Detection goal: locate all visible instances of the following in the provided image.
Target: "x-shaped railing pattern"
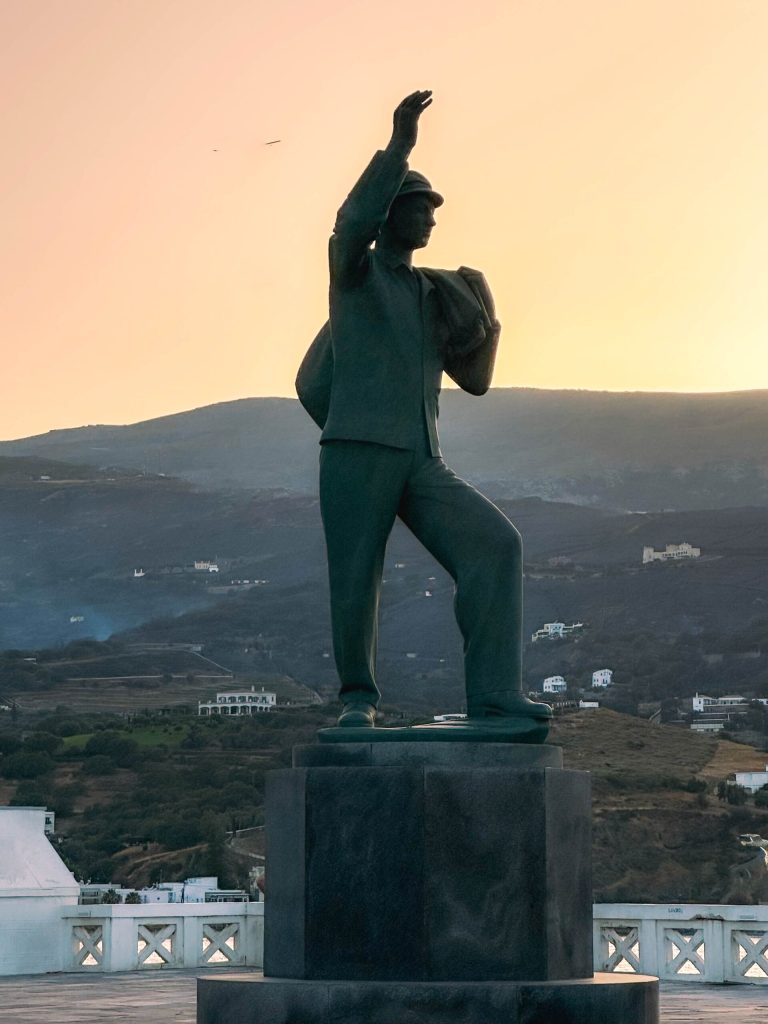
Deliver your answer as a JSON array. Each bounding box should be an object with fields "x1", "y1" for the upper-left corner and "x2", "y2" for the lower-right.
[
  {"x1": 137, "y1": 923, "x2": 177, "y2": 966},
  {"x1": 601, "y1": 925, "x2": 640, "y2": 973},
  {"x1": 732, "y1": 930, "x2": 768, "y2": 979},
  {"x1": 72, "y1": 925, "x2": 103, "y2": 968},
  {"x1": 201, "y1": 922, "x2": 240, "y2": 964},
  {"x1": 665, "y1": 927, "x2": 705, "y2": 975}
]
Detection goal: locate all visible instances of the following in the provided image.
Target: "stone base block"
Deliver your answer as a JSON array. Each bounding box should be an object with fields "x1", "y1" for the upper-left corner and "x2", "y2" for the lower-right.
[
  {"x1": 265, "y1": 753, "x2": 592, "y2": 981},
  {"x1": 197, "y1": 972, "x2": 659, "y2": 1024}
]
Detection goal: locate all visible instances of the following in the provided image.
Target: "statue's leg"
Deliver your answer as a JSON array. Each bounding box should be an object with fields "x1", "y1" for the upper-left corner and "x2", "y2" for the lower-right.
[
  {"x1": 398, "y1": 458, "x2": 551, "y2": 721},
  {"x1": 319, "y1": 441, "x2": 410, "y2": 707}
]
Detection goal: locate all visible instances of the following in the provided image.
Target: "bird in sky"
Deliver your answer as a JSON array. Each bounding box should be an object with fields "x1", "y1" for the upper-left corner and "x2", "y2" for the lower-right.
[{"x1": 265, "y1": 140, "x2": 281, "y2": 146}]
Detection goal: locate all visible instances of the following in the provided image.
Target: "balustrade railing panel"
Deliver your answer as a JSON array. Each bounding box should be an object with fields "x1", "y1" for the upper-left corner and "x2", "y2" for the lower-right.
[
  {"x1": 61, "y1": 902, "x2": 263, "y2": 973},
  {"x1": 594, "y1": 904, "x2": 768, "y2": 985},
  {"x1": 71, "y1": 923, "x2": 106, "y2": 970}
]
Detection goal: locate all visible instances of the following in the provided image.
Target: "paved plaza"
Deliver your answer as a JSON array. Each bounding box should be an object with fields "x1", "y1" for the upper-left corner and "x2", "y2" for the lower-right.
[{"x1": 0, "y1": 970, "x2": 763, "y2": 1023}]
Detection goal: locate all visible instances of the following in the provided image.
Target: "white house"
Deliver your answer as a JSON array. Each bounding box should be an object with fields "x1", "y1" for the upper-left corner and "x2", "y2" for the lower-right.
[
  {"x1": 542, "y1": 675, "x2": 568, "y2": 694},
  {"x1": 592, "y1": 669, "x2": 613, "y2": 688},
  {"x1": 643, "y1": 542, "x2": 701, "y2": 564},
  {"x1": 733, "y1": 767, "x2": 768, "y2": 794},
  {"x1": 198, "y1": 686, "x2": 277, "y2": 716},
  {"x1": 691, "y1": 693, "x2": 716, "y2": 712}
]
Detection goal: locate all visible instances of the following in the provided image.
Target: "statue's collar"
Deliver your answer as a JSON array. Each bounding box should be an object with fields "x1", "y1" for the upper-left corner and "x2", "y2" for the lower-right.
[{"x1": 374, "y1": 245, "x2": 413, "y2": 271}]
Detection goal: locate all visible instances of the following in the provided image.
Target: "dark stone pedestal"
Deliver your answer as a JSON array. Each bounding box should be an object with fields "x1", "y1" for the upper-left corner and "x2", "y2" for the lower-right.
[
  {"x1": 197, "y1": 972, "x2": 659, "y2": 1024},
  {"x1": 197, "y1": 741, "x2": 658, "y2": 1023},
  {"x1": 266, "y1": 744, "x2": 591, "y2": 982}
]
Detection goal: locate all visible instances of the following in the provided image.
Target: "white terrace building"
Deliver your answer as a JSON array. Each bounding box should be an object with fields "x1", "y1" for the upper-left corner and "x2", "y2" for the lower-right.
[
  {"x1": 198, "y1": 686, "x2": 277, "y2": 716},
  {"x1": 542, "y1": 675, "x2": 568, "y2": 694},
  {"x1": 643, "y1": 542, "x2": 701, "y2": 564},
  {"x1": 531, "y1": 621, "x2": 584, "y2": 643},
  {"x1": 689, "y1": 693, "x2": 749, "y2": 733}
]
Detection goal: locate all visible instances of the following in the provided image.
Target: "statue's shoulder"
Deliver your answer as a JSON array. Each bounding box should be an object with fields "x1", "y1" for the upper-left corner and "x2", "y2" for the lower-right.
[{"x1": 421, "y1": 267, "x2": 496, "y2": 324}]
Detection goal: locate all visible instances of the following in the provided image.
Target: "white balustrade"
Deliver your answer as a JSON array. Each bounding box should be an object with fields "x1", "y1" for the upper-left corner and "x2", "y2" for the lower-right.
[
  {"x1": 594, "y1": 903, "x2": 768, "y2": 984},
  {"x1": 61, "y1": 902, "x2": 263, "y2": 973},
  {"x1": 6, "y1": 897, "x2": 768, "y2": 980}
]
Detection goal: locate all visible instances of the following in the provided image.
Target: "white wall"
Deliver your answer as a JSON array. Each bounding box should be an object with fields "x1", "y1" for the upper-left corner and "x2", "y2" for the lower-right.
[
  {"x1": 0, "y1": 807, "x2": 80, "y2": 976},
  {"x1": 0, "y1": 895, "x2": 76, "y2": 976}
]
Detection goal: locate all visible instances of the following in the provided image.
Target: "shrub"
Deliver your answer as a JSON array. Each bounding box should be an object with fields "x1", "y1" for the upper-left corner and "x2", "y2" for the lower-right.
[
  {"x1": 10, "y1": 781, "x2": 49, "y2": 806},
  {"x1": 23, "y1": 732, "x2": 63, "y2": 754},
  {"x1": 0, "y1": 734, "x2": 22, "y2": 755},
  {"x1": 84, "y1": 732, "x2": 139, "y2": 767},
  {"x1": 82, "y1": 754, "x2": 116, "y2": 777},
  {"x1": 726, "y1": 784, "x2": 748, "y2": 806},
  {"x1": 1, "y1": 751, "x2": 55, "y2": 779}
]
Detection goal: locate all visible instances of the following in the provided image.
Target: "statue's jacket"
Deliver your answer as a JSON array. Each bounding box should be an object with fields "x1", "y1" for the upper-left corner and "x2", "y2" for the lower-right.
[{"x1": 296, "y1": 148, "x2": 500, "y2": 453}]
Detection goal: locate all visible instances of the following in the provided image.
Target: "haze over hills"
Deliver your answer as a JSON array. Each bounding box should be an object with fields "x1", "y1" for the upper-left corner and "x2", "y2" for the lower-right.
[
  {"x1": 3, "y1": 452, "x2": 768, "y2": 697},
  {"x1": 3, "y1": 388, "x2": 768, "y2": 508}
]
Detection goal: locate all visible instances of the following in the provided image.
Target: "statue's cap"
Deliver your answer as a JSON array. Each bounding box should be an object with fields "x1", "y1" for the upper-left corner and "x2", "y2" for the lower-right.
[{"x1": 395, "y1": 170, "x2": 444, "y2": 208}]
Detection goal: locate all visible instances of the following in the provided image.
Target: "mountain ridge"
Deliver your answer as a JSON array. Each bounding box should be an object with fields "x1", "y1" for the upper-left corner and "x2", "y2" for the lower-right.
[{"x1": 3, "y1": 388, "x2": 768, "y2": 508}]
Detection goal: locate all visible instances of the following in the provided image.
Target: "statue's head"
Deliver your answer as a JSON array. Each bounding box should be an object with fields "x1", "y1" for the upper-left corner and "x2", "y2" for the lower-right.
[{"x1": 386, "y1": 170, "x2": 443, "y2": 251}]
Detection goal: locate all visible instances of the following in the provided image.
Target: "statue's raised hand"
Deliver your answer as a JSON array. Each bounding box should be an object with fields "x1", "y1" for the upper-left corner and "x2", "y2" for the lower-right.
[{"x1": 391, "y1": 90, "x2": 433, "y2": 150}]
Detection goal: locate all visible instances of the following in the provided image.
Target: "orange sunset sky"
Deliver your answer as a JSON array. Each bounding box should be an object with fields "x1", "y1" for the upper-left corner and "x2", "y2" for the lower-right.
[{"x1": 2, "y1": 0, "x2": 767, "y2": 441}]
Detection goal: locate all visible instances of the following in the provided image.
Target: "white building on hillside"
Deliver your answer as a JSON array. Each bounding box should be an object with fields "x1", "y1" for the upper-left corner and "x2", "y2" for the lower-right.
[
  {"x1": 643, "y1": 542, "x2": 700, "y2": 564},
  {"x1": 733, "y1": 767, "x2": 768, "y2": 795},
  {"x1": 531, "y1": 621, "x2": 584, "y2": 643},
  {"x1": 138, "y1": 877, "x2": 248, "y2": 904},
  {"x1": 691, "y1": 694, "x2": 746, "y2": 713},
  {"x1": 592, "y1": 669, "x2": 613, "y2": 688},
  {"x1": 689, "y1": 693, "x2": 749, "y2": 733},
  {"x1": 542, "y1": 675, "x2": 568, "y2": 694},
  {"x1": 198, "y1": 686, "x2": 277, "y2": 716}
]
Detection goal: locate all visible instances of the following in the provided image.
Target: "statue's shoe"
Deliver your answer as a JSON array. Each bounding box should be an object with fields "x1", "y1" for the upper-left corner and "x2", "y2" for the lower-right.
[
  {"x1": 468, "y1": 691, "x2": 553, "y2": 721},
  {"x1": 337, "y1": 702, "x2": 377, "y2": 727}
]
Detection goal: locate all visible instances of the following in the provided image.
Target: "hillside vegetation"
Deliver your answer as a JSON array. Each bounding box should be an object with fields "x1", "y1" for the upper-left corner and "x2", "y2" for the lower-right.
[{"x1": 0, "y1": 706, "x2": 766, "y2": 902}]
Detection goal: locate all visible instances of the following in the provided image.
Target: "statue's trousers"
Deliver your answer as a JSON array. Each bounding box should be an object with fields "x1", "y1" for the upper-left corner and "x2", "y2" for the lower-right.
[{"x1": 319, "y1": 436, "x2": 523, "y2": 707}]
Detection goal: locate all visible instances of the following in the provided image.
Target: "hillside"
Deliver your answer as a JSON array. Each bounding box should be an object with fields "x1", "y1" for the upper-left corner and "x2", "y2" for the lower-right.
[
  {"x1": 1, "y1": 706, "x2": 766, "y2": 902},
  {"x1": 3, "y1": 461, "x2": 768, "y2": 708},
  {"x1": 4, "y1": 389, "x2": 768, "y2": 508},
  {"x1": 551, "y1": 710, "x2": 768, "y2": 902}
]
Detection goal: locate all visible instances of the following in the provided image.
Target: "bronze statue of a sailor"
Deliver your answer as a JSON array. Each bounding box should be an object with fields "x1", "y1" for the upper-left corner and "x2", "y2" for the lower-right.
[{"x1": 297, "y1": 91, "x2": 551, "y2": 739}]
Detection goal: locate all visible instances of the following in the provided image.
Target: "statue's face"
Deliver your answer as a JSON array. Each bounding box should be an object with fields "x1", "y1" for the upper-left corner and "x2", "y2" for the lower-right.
[{"x1": 387, "y1": 193, "x2": 437, "y2": 250}]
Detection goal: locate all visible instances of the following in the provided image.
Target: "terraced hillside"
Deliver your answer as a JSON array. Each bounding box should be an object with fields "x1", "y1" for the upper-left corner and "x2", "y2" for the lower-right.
[{"x1": 1, "y1": 706, "x2": 766, "y2": 901}]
